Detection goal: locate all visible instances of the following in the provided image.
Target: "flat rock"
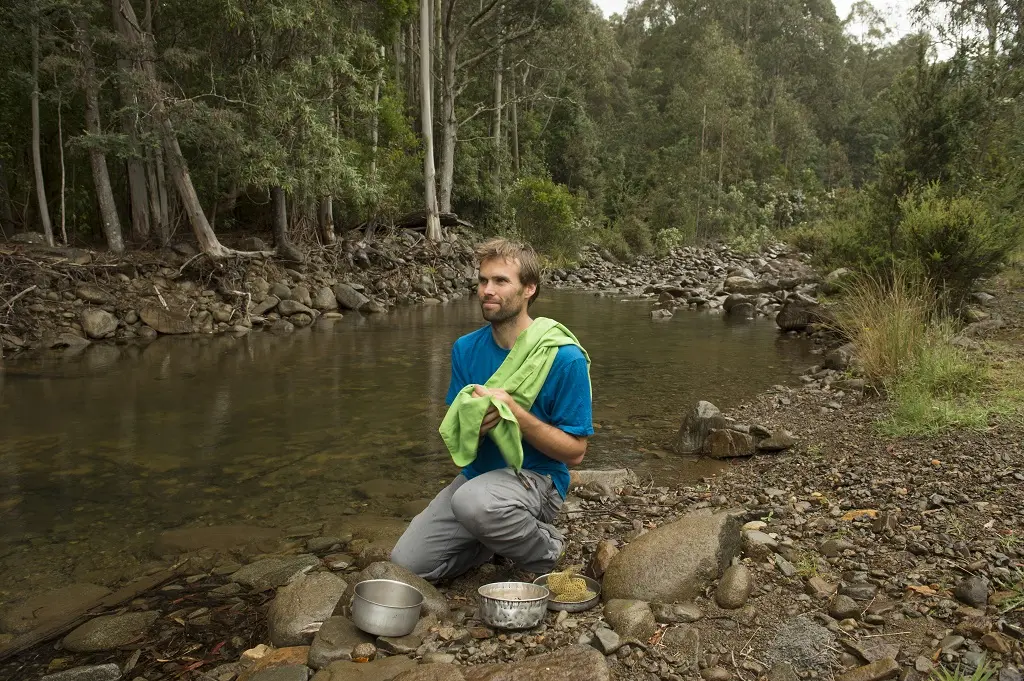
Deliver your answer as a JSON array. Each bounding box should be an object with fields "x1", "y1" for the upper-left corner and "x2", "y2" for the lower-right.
[
  {"x1": 153, "y1": 524, "x2": 283, "y2": 555},
  {"x1": 252, "y1": 296, "x2": 281, "y2": 316},
  {"x1": 672, "y1": 401, "x2": 729, "y2": 454},
  {"x1": 461, "y1": 644, "x2": 610, "y2": 681},
  {"x1": 41, "y1": 664, "x2": 122, "y2": 681},
  {"x1": 376, "y1": 634, "x2": 422, "y2": 655},
  {"x1": 706, "y1": 429, "x2": 755, "y2": 459},
  {"x1": 139, "y1": 301, "x2": 192, "y2": 334},
  {"x1": 603, "y1": 510, "x2": 740, "y2": 603},
  {"x1": 332, "y1": 284, "x2": 370, "y2": 311},
  {"x1": 569, "y1": 469, "x2": 637, "y2": 490},
  {"x1": 603, "y1": 599, "x2": 656, "y2": 641},
  {"x1": 652, "y1": 602, "x2": 703, "y2": 624},
  {"x1": 239, "y1": 647, "x2": 311, "y2": 681},
  {"x1": 79, "y1": 309, "x2": 118, "y2": 339},
  {"x1": 588, "y1": 540, "x2": 618, "y2": 579},
  {"x1": 392, "y1": 665, "x2": 466, "y2": 681},
  {"x1": 757, "y1": 430, "x2": 796, "y2": 452},
  {"x1": 62, "y1": 611, "x2": 159, "y2": 652},
  {"x1": 233, "y1": 554, "x2": 322, "y2": 591},
  {"x1": 250, "y1": 666, "x2": 311, "y2": 681},
  {"x1": 269, "y1": 572, "x2": 348, "y2": 647},
  {"x1": 829, "y1": 595, "x2": 862, "y2": 620},
  {"x1": 836, "y1": 659, "x2": 899, "y2": 681},
  {"x1": 76, "y1": 284, "x2": 116, "y2": 305},
  {"x1": 715, "y1": 564, "x2": 752, "y2": 609},
  {"x1": 592, "y1": 627, "x2": 622, "y2": 654},
  {"x1": 0, "y1": 583, "x2": 111, "y2": 634},
  {"x1": 312, "y1": 655, "x2": 416, "y2": 681},
  {"x1": 279, "y1": 300, "x2": 316, "y2": 317},
  {"x1": 335, "y1": 562, "x2": 448, "y2": 618}
]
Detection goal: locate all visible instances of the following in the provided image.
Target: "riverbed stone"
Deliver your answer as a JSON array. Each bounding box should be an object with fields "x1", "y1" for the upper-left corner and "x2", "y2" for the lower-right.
[
  {"x1": 291, "y1": 285, "x2": 313, "y2": 307},
  {"x1": 311, "y1": 654, "x2": 416, "y2": 681},
  {"x1": 715, "y1": 564, "x2": 753, "y2": 609},
  {"x1": 775, "y1": 300, "x2": 817, "y2": 332},
  {"x1": 603, "y1": 599, "x2": 657, "y2": 641},
  {"x1": 333, "y1": 284, "x2": 370, "y2": 311},
  {"x1": 460, "y1": 644, "x2": 610, "y2": 681},
  {"x1": 250, "y1": 666, "x2": 310, "y2": 681},
  {"x1": 652, "y1": 602, "x2": 704, "y2": 624},
  {"x1": 62, "y1": 611, "x2": 159, "y2": 652},
  {"x1": 589, "y1": 539, "x2": 618, "y2": 579},
  {"x1": 139, "y1": 301, "x2": 192, "y2": 334},
  {"x1": 79, "y1": 309, "x2": 118, "y2": 339},
  {"x1": 233, "y1": 554, "x2": 322, "y2": 591},
  {"x1": 41, "y1": 664, "x2": 122, "y2": 681},
  {"x1": 279, "y1": 300, "x2": 316, "y2": 317},
  {"x1": 252, "y1": 295, "x2": 281, "y2": 316},
  {"x1": 706, "y1": 429, "x2": 755, "y2": 459},
  {"x1": 836, "y1": 659, "x2": 899, "y2": 681},
  {"x1": 0, "y1": 583, "x2": 111, "y2": 634},
  {"x1": 603, "y1": 510, "x2": 741, "y2": 603},
  {"x1": 269, "y1": 572, "x2": 348, "y2": 647},
  {"x1": 335, "y1": 562, "x2": 448, "y2": 618},
  {"x1": 76, "y1": 284, "x2": 116, "y2": 305},
  {"x1": 672, "y1": 401, "x2": 730, "y2": 455},
  {"x1": 308, "y1": 616, "x2": 376, "y2": 668},
  {"x1": 758, "y1": 430, "x2": 797, "y2": 452},
  {"x1": 569, "y1": 469, "x2": 637, "y2": 490},
  {"x1": 954, "y1": 576, "x2": 989, "y2": 608},
  {"x1": 313, "y1": 287, "x2": 339, "y2": 312},
  {"x1": 391, "y1": 664, "x2": 466, "y2": 681}
]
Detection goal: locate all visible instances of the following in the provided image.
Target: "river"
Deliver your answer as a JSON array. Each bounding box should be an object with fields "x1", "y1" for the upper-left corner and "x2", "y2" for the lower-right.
[{"x1": 0, "y1": 290, "x2": 810, "y2": 603}]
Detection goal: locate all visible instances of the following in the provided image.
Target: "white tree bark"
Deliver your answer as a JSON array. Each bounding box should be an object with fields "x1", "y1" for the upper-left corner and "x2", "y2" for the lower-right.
[
  {"x1": 421, "y1": 0, "x2": 442, "y2": 241},
  {"x1": 31, "y1": 15, "x2": 54, "y2": 246}
]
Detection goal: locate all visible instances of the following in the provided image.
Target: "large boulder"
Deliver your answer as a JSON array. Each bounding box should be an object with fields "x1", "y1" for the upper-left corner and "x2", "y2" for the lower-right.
[
  {"x1": 775, "y1": 300, "x2": 818, "y2": 332},
  {"x1": 671, "y1": 401, "x2": 729, "y2": 455},
  {"x1": 308, "y1": 616, "x2": 375, "y2": 669},
  {"x1": 41, "y1": 664, "x2": 123, "y2": 681},
  {"x1": 602, "y1": 510, "x2": 741, "y2": 603},
  {"x1": 724, "y1": 277, "x2": 767, "y2": 294},
  {"x1": 140, "y1": 301, "x2": 192, "y2": 334},
  {"x1": 705, "y1": 429, "x2": 755, "y2": 459},
  {"x1": 79, "y1": 309, "x2": 118, "y2": 339},
  {"x1": 603, "y1": 599, "x2": 656, "y2": 641},
  {"x1": 332, "y1": 284, "x2": 370, "y2": 311},
  {"x1": 334, "y1": 562, "x2": 448, "y2": 619},
  {"x1": 313, "y1": 287, "x2": 339, "y2": 312},
  {"x1": 233, "y1": 555, "x2": 322, "y2": 592},
  {"x1": 268, "y1": 572, "x2": 348, "y2": 647}
]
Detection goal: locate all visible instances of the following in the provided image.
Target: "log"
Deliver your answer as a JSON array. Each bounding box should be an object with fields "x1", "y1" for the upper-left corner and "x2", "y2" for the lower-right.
[
  {"x1": 353, "y1": 210, "x2": 473, "y2": 233},
  {"x1": 0, "y1": 565, "x2": 181, "y2": 662}
]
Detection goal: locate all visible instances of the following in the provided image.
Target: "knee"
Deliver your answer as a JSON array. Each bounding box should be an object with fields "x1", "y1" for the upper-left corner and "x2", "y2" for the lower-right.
[
  {"x1": 450, "y1": 486, "x2": 489, "y2": 535},
  {"x1": 390, "y1": 533, "x2": 431, "y2": 577}
]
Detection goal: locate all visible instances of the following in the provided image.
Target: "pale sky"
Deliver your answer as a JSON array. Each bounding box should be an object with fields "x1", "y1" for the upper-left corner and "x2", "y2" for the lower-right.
[{"x1": 592, "y1": 0, "x2": 918, "y2": 40}]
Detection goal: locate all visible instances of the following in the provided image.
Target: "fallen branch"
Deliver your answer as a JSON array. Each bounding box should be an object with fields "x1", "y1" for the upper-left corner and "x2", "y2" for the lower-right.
[
  {"x1": 154, "y1": 284, "x2": 169, "y2": 311},
  {"x1": 1, "y1": 285, "x2": 37, "y2": 315}
]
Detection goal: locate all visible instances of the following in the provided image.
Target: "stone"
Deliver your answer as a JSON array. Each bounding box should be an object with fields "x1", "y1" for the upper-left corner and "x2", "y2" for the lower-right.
[
  {"x1": 460, "y1": 644, "x2": 610, "y2": 681},
  {"x1": 838, "y1": 583, "x2": 878, "y2": 601},
  {"x1": 271, "y1": 282, "x2": 292, "y2": 299},
  {"x1": 376, "y1": 634, "x2": 421, "y2": 655},
  {"x1": 291, "y1": 285, "x2": 313, "y2": 307},
  {"x1": 825, "y1": 343, "x2": 856, "y2": 371},
  {"x1": 836, "y1": 659, "x2": 899, "y2": 681},
  {"x1": 79, "y1": 309, "x2": 118, "y2": 339},
  {"x1": 62, "y1": 611, "x2": 159, "y2": 652},
  {"x1": 233, "y1": 554, "x2": 322, "y2": 591},
  {"x1": 603, "y1": 510, "x2": 740, "y2": 603},
  {"x1": 47, "y1": 333, "x2": 91, "y2": 351},
  {"x1": 589, "y1": 540, "x2": 618, "y2": 579},
  {"x1": 569, "y1": 469, "x2": 637, "y2": 490},
  {"x1": 775, "y1": 301, "x2": 818, "y2": 332},
  {"x1": 139, "y1": 301, "x2": 192, "y2": 334},
  {"x1": 153, "y1": 525, "x2": 283, "y2": 555},
  {"x1": 765, "y1": 616, "x2": 835, "y2": 669},
  {"x1": 210, "y1": 302, "x2": 235, "y2": 324},
  {"x1": 359, "y1": 300, "x2": 386, "y2": 314},
  {"x1": 724, "y1": 276, "x2": 763, "y2": 293},
  {"x1": 76, "y1": 284, "x2": 116, "y2": 305},
  {"x1": 312, "y1": 655, "x2": 416, "y2": 681},
  {"x1": 715, "y1": 565, "x2": 752, "y2": 609},
  {"x1": 269, "y1": 572, "x2": 348, "y2": 647},
  {"x1": 663, "y1": 625, "x2": 700, "y2": 657},
  {"x1": 672, "y1": 401, "x2": 730, "y2": 454},
  {"x1": 313, "y1": 287, "x2": 339, "y2": 312},
  {"x1": 829, "y1": 595, "x2": 862, "y2": 620},
  {"x1": 592, "y1": 627, "x2": 622, "y2": 654},
  {"x1": 981, "y1": 632, "x2": 1013, "y2": 655},
  {"x1": 743, "y1": 530, "x2": 777, "y2": 550},
  {"x1": 252, "y1": 296, "x2": 281, "y2": 316},
  {"x1": 706, "y1": 429, "x2": 755, "y2": 459},
  {"x1": 1000, "y1": 668, "x2": 1022, "y2": 681},
  {"x1": 954, "y1": 576, "x2": 989, "y2": 608},
  {"x1": 603, "y1": 599, "x2": 656, "y2": 641},
  {"x1": 757, "y1": 430, "x2": 796, "y2": 452},
  {"x1": 768, "y1": 663, "x2": 800, "y2": 681},
  {"x1": 279, "y1": 300, "x2": 316, "y2": 317},
  {"x1": 335, "y1": 562, "x2": 448, "y2": 618},
  {"x1": 351, "y1": 642, "x2": 377, "y2": 660},
  {"x1": 652, "y1": 602, "x2": 703, "y2": 624},
  {"x1": 250, "y1": 666, "x2": 310, "y2": 681},
  {"x1": 271, "y1": 319, "x2": 295, "y2": 334},
  {"x1": 727, "y1": 302, "x2": 755, "y2": 318},
  {"x1": 651, "y1": 309, "x2": 673, "y2": 320},
  {"x1": 805, "y1": 577, "x2": 836, "y2": 600},
  {"x1": 392, "y1": 665, "x2": 466, "y2": 681},
  {"x1": 332, "y1": 284, "x2": 370, "y2": 311},
  {"x1": 308, "y1": 615, "x2": 376, "y2": 667},
  {"x1": 0, "y1": 584, "x2": 111, "y2": 634},
  {"x1": 701, "y1": 667, "x2": 732, "y2": 681},
  {"x1": 239, "y1": 647, "x2": 311, "y2": 681},
  {"x1": 41, "y1": 664, "x2": 122, "y2": 681},
  {"x1": 722, "y1": 294, "x2": 750, "y2": 312}
]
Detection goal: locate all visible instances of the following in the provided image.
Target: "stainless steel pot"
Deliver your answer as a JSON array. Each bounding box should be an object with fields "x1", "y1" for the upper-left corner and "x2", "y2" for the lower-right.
[
  {"x1": 351, "y1": 579, "x2": 424, "y2": 637},
  {"x1": 477, "y1": 581, "x2": 550, "y2": 630}
]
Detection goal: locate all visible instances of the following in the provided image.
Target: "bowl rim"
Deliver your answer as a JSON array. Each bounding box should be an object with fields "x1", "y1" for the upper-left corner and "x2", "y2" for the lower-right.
[
  {"x1": 477, "y1": 580, "x2": 550, "y2": 603},
  {"x1": 353, "y1": 578, "x2": 425, "y2": 609}
]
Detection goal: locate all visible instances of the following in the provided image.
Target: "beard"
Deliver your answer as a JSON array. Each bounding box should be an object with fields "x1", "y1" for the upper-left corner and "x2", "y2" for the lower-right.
[{"x1": 480, "y1": 294, "x2": 526, "y2": 324}]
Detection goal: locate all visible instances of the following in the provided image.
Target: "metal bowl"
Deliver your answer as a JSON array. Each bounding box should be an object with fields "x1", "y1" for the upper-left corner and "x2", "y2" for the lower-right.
[
  {"x1": 351, "y1": 579, "x2": 424, "y2": 637},
  {"x1": 533, "y1": 573, "x2": 601, "y2": 612},
  {"x1": 477, "y1": 581, "x2": 550, "y2": 630}
]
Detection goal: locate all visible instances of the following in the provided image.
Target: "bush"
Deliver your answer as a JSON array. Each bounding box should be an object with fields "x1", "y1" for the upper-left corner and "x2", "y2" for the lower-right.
[
  {"x1": 616, "y1": 214, "x2": 653, "y2": 256},
  {"x1": 594, "y1": 227, "x2": 631, "y2": 262},
  {"x1": 506, "y1": 176, "x2": 586, "y2": 263},
  {"x1": 654, "y1": 227, "x2": 686, "y2": 255},
  {"x1": 898, "y1": 185, "x2": 1020, "y2": 305}
]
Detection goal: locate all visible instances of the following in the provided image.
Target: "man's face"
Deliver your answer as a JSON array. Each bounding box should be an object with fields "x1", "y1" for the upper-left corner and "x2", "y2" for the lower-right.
[{"x1": 477, "y1": 257, "x2": 536, "y2": 324}]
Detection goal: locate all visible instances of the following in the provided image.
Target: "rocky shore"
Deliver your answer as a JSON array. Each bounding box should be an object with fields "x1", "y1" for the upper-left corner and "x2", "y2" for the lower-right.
[{"x1": 2, "y1": 241, "x2": 1020, "y2": 681}]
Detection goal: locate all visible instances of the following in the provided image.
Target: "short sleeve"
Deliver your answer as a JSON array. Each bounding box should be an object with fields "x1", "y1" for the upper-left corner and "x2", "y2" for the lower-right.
[
  {"x1": 542, "y1": 353, "x2": 593, "y2": 437},
  {"x1": 445, "y1": 342, "x2": 468, "y2": 406}
]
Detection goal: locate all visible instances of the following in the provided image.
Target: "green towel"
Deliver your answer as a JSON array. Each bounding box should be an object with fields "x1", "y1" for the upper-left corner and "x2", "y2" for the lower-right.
[{"x1": 439, "y1": 317, "x2": 591, "y2": 471}]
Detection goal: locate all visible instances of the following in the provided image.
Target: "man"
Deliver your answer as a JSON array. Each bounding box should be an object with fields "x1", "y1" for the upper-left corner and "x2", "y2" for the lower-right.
[{"x1": 390, "y1": 237, "x2": 593, "y2": 581}]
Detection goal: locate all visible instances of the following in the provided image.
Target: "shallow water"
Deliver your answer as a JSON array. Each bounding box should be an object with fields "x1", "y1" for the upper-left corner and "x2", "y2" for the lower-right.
[{"x1": 0, "y1": 290, "x2": 810, "y2": 602}]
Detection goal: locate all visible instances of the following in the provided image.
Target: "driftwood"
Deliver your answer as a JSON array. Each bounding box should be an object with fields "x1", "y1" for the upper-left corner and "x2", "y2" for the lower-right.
[
  {"x1": 354, "y1": 210, "x2": 474, "y2": 234},
  {"x1": 0, "y1": 565, "x2": 181, "y2": 662}
]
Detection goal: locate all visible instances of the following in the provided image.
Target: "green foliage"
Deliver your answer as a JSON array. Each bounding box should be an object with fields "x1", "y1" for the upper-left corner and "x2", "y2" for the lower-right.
[
  {"x1": 654, "y1": 227, "x2": 686, "y2": 255},
  {"x1": 506, "y1": 176, "x2": 586, "y2": 263},
  {"x1": 928, "y1": 655, "x2": 996, "y2": 681}
]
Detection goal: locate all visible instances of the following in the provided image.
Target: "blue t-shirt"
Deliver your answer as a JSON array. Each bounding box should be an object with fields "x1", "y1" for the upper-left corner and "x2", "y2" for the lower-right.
[{"x1": 445, "y1": 324, "x2": 593, "y2": 499}]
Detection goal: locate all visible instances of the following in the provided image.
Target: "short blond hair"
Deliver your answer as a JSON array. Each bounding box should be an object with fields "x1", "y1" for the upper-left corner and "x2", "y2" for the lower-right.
[{"x1": 474, "y1": 237, "x2": 541, "y2": 306}]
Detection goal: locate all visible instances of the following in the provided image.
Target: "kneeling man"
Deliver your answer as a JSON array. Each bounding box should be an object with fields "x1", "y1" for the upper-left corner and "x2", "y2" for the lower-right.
[{"x1": 390, "y1": 237, "x2": 593, "y2": 581}]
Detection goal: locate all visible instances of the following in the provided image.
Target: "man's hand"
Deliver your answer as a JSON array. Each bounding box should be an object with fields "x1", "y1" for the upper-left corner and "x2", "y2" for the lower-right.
[{"x1": 473, "y1": 385, "x2": 508, "y2": 437}]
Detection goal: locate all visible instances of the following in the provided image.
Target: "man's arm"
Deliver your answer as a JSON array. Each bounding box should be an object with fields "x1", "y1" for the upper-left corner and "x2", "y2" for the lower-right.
[{"x1": 473, "y1": 385, "x2": 588, "y2": 466}]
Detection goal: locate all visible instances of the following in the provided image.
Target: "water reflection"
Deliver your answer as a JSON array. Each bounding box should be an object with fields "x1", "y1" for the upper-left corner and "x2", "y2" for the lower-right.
[{"x1": 0, "y1": 291, "x2": 809, "y2": 601}]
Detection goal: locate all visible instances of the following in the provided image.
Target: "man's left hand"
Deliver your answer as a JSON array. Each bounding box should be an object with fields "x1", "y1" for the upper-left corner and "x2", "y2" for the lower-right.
[{"x1": 472, "y1": 385, "x2": 518, "y2": 412}]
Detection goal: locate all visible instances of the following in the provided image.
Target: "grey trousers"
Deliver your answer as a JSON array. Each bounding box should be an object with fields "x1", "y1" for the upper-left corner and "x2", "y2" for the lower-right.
[{"x1": 390, "y1": 468, "x2": 564, "y2": 582}]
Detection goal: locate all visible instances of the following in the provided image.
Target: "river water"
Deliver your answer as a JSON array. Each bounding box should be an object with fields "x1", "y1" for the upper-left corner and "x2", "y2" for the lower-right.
[{"x1": 0, "y1": 290, "x2": 810, "y2": 603}]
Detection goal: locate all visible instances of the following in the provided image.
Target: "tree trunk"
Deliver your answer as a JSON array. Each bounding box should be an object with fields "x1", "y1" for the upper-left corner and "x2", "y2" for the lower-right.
[
  {"x1": 76, "y1": 18, "x2": 125, "y2": 254},
  {"x1": 406, "y1": 23, "x2": 417, "y2": 121},
  {"x1": 492, "y1": 14, "x2": 504, "y2": 193},
  {"x1": 112, "y1": 0, "x2": 150, "y2": 242},
  {"x1": 144, "y1": 148, "x2": 165, "y2": 244},
  {"x1": 57, "y1": 91, "x2": 67, "y2": 244},
  {"x1": 31, "y1": 15, "x2": 55, "y2": 246},
  {"x1": 420, "y1": 0, "x2": 442, "y2": 241},
  {"x1": 510, "y1": 64, "x2": 519, "y2": 176},
  {"x1": 718, "y1": 117, "x2": 726, "y2": 187},
  {"x1": 695, "y1": 103, "x2": 707, "y2": 240},
  {"x1": 271, "y1": 186, "x2": 303, "y2": 261},
  {"x1": 371, "y1": 46, "x2": 382, "y2": 179},
  {"x1": 318, "y1": 196, "x2": 335, "y2": 245},
  {"x1": 0, "y1": 159, "x2": 14, "y2": 236},
  {"x1": 438, "y1": 41, "x2": 457, "y2": 213},
  {"x1": 114, "y1": 0, "x2": 235, "y2": 257}
]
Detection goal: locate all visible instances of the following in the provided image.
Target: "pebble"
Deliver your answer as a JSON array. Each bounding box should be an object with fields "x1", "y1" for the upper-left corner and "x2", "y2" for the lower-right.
[{"x1": 954, "y1": 576, "x2": 990, "y2": 609}]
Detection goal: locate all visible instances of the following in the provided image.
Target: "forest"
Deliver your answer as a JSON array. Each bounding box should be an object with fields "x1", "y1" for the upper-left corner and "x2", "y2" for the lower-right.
[{"x1": 0, "y1": 0, "x2": 1021, "y2": 292}]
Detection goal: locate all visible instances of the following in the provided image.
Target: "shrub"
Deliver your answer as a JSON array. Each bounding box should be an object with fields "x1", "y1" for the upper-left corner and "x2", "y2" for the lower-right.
[
  {"x1": 616, "y1": 214, "x2": 654, "y2": 256},
  {"x1": 654, "y1": 227, "x2": 686, "y2": 255},
  {"x1": 594, "y1": 227, "x2": 631, "y2": 262},
  {"x1": 507, "y1": 176, "x2": 586, "y2": 263}
]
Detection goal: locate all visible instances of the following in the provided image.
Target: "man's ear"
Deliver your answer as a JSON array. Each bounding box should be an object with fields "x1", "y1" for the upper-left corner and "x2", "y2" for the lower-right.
[{"x1": 523, "y1": 282, "x2": 537, "y2": 300}]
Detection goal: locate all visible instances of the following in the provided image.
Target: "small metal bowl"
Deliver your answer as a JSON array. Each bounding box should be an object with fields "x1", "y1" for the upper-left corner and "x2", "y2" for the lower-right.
[
  {"x1": 351, "y1": 579, "x2": 424, "y2": 637},
  {"x1": 533, "y1": 573, "x2": 602, "y2": 612},
  {"x1": 477, "y1": 581, "x2": 550, "y2": 630}
]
